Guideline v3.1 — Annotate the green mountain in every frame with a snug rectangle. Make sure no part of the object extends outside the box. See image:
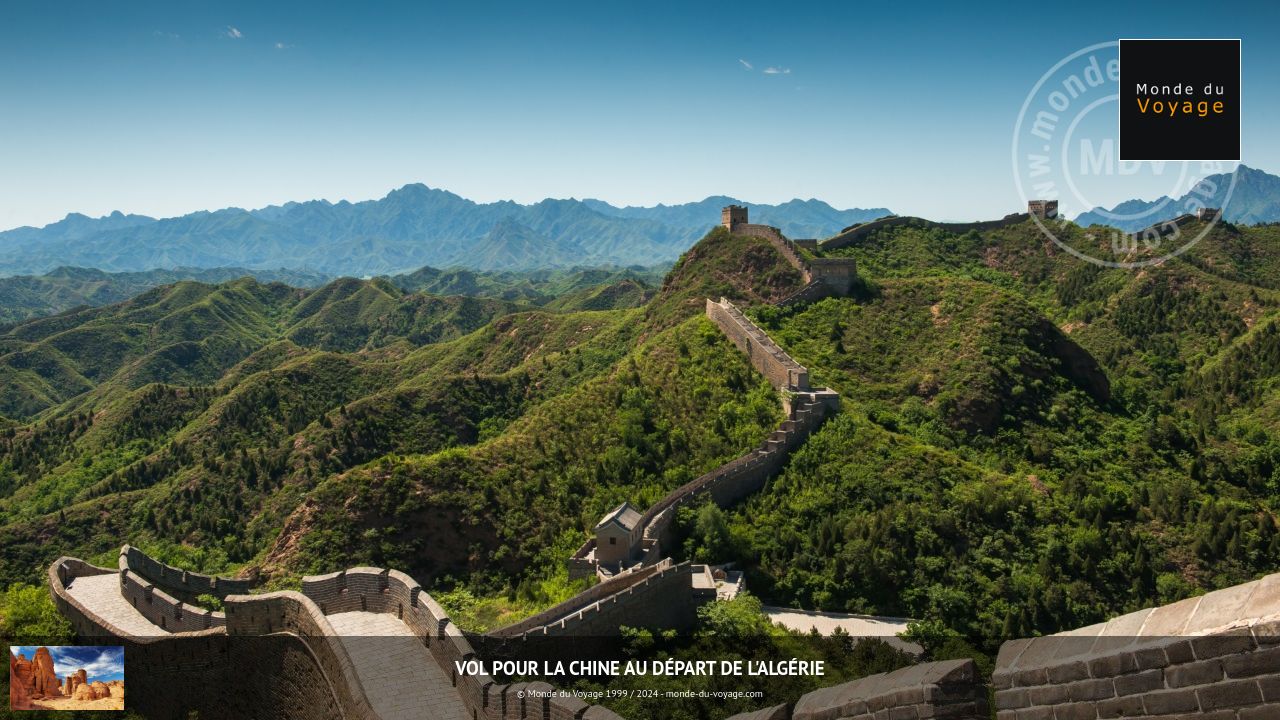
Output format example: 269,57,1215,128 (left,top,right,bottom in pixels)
703,218,1280,646
0,217,1277,662
0,264,668,328
0,246,785,597
0,266,331,326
